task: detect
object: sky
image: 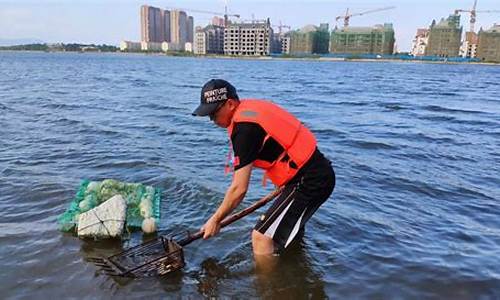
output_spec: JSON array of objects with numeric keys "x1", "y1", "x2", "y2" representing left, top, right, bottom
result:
[{"x1": 0, "y1": 0, "x2": 499, "y2": 51}]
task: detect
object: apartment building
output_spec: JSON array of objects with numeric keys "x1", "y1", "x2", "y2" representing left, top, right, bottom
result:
[
  {"x1": 224, "y1": 19, "x2": 273, "y2": 56},
  {"x1": 477, "y1": 24, "x2": 500, "y2": 62},
  {"x1": 140, "y1": 5, "x2": 194, "y2": 49},
  {"x1": 425, "y1": 14, "x2": 462, "y2": 57},
  {"x1": 410, "y1": 29, "x2": 429, "y2": 56},
  {"x1": 330, "y1": 23, "x2": 395, "y2": 55},
  {"x1": 194, "y1": 25, "x2": 225, "y2": 55}
]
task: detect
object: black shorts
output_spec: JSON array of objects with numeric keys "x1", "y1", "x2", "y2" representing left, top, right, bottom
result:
[{"x1": 254, "y1": 150, "x2": 335, "y2": 251}]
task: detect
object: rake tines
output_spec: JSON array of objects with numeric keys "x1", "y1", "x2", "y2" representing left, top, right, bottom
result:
[
  {"x1": 88, "y1": 236, "x2": 185, "y2": 277},
  {"x1": 87, "y1": 256, "x2": 126, "y2": 276}
]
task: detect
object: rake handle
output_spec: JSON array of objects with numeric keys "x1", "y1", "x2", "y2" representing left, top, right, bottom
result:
[{"x1": 177, "y1": 187, "x2": 283, "y2": 247}]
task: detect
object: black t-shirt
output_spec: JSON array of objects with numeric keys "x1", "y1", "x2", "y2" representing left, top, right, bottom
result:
[
  {"x1": 231, "y1": 122, "x2": 283, "y2": 170},
  {"x1": 230, "y1": 122, "x2": 328, "y2": 183}
]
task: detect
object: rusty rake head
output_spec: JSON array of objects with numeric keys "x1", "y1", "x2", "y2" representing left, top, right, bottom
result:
[{"x1": 88, "y1": 236, "x2": 185, "y2": 277}]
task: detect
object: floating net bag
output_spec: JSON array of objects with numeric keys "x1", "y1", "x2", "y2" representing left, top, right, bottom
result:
[{"x1": 59, "y1": 179, "x2": 161, "y2": 235}]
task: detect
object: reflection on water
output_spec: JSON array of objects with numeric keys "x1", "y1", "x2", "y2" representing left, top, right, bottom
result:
[
  {"x1": 79, "y1": 237, "x2": 124, "y2": 258},
  {"x1": 191, "y1": 236, "x2": 328, "y2": 299},
  {"x1": 157, "y1": 270, "x2": 184, "y2": 293},
  {"x1": 255, "y1": 238, "x2": 328, "y2": 299},
  {"x1": 196, "y1": 257, "x2": 229, "y2": 296}
]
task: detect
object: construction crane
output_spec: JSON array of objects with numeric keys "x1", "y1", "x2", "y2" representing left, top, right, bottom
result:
[
  {"x1": 454, "y1": 0, "x2": 500, "y2": 32},
  {"x1": 335, "y1": 6, "x2": 396, "y2": 28},
  {"x1": 272, "y1": 21, "x2": 291, "y2": 35},
  {"x1": 165, "y1": 5, "x2": 240, "y2": 27}
]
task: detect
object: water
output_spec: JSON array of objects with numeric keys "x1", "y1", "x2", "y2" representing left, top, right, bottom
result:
[{"x1": 0, "y1": 51, "x2": 499, "y2": 299}]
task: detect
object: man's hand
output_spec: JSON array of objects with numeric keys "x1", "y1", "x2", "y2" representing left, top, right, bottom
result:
[
  {"x1": 201, "y1": 215, "x2": 222, "y2": 239},
  {"x1": 201, "y1": 164, "x2": 253, "y2": 240}
]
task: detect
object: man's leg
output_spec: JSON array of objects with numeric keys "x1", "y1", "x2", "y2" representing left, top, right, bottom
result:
[
  {"x1": 252, "y1": 229, "x2": 278, "y2": 272},
  {"x1": 252, "y1": 229, "x2": 274, "y2": 255}
]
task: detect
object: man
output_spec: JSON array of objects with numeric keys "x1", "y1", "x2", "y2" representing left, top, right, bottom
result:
[{"x1": 192, "y1": 79, "x2": 335, "y2": 261}]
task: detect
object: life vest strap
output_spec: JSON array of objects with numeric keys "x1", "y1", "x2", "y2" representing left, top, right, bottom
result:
[
  {"x1": 225, "y1": 139, "x2": 233, "y2": 175},
  {"x1": 261, "y1": 149, "x2": 290, "y2": 187}
]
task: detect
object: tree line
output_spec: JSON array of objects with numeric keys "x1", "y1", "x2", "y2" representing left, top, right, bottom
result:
[{"x1": 0, "y1": 43, "x2": 118, "y2": 52}]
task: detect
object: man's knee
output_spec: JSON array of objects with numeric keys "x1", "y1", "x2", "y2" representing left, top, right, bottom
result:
[{"x1": 252, "y1": 230, "x2": 275, "y2": 255}]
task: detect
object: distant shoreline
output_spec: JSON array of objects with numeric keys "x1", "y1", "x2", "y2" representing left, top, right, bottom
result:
[{"x1": 1, "y1": 49, "x2": 499, "y2": 66}]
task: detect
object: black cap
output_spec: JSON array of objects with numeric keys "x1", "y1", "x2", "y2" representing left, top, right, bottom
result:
[{"x1": 192, "y1": 79, "x2": 239, "y2": 116}]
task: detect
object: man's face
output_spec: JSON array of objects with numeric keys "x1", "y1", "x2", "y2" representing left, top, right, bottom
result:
[{"x1": 210, "y1": 100, "x2": 235, "y2": 128}]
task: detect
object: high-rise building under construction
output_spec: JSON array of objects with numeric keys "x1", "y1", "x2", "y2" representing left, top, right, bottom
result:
[
  {"x1": 460, "y1": 32, "x2": 479, "y2": 58},
  {"x1": 477, "y1": 24, "x2": 500, "y2": 62},
  {"x1": 224, "y1": 19, "x2": 273, "y2": 56},
  {"x1": 288, "y1": 24, "x2": 330, "y2": 55},
  {"x1": 195, "y1": 25, "x2": 225, "y2": 55},
  {"x1": 330, "y1": 23, "x2": 395, "y2": 55},
  {"x1": 424, "y1": 14, "x2": 462, "y2": 57},
  {"x1": 410, "y1": 29, "x2": 429, "y2": 56}
]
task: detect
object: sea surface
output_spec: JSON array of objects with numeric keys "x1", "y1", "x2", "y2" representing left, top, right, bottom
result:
[{"x1": 0, "y1": 51, "x2": 499, "y2": 299}]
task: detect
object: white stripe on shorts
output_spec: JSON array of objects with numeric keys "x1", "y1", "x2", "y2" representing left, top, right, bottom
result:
[
  {"x1": 285, "y1": 210, "x2": 306, "y2": 248},
  {"x1": 264, "y1": 200, "x2": 294, "y2": 238}
]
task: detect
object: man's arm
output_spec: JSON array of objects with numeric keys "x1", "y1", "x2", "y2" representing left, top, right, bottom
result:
[{"x1": 201, "y1": 163, "x2": 253, "y2": 239}]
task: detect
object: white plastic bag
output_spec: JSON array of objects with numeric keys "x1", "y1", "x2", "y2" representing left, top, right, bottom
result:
[{"x1": 77, "y1": 194, "x2": 127, "y2": 239}]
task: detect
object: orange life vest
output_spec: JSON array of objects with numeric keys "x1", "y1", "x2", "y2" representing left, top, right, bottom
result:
[{"x1": 227, "y1": 99, "x2": 317, "y2": 187}]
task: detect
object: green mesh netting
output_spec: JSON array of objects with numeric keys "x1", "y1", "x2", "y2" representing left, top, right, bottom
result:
[{"x1": 58, "y1": 179, "x2": 161, "y2": 233}]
